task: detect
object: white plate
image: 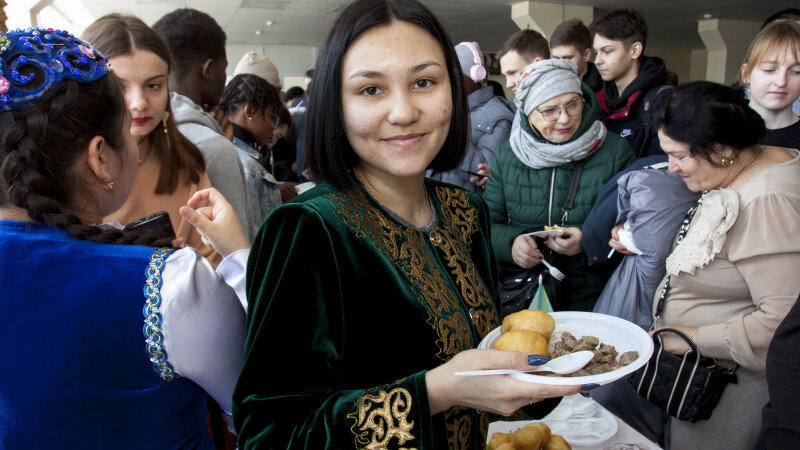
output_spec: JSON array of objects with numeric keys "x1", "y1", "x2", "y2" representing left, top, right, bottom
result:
[
  {"x1": 525, "y1": 229, "x2": 565, "y2": 238},
  {"x1": 478, "y1": 311, "x2": 653, "y2": 386},
  {"x1": 487, "y1": 395, "x2": 619, "y2": 446}
]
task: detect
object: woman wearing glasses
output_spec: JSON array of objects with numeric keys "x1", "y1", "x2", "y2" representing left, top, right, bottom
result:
[{"x1": 484, "y1": 59, "x2": 635, "y2": 312}]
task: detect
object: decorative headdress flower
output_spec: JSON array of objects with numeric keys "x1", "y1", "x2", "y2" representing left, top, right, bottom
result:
[{"x1": 0, "y1": 27, "x2": 109, "y2": 112}]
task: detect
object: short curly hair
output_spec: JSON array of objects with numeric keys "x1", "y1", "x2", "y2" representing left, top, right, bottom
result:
[{"x1": 152, "y1": 8, "x2": 226, "y2": 81}]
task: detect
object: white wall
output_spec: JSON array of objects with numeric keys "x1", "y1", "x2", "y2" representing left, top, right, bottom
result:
[
  {"x1": 226, "y1": 44, "x2": 317, "y2": 90},
  {"x1": 647, "y1": 47, "x2": 693, "y2": 83}
]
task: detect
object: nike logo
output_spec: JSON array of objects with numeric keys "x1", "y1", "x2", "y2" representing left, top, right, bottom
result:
[{"x1": 620, "y1": 129, "x2": 633, "y2": 138}]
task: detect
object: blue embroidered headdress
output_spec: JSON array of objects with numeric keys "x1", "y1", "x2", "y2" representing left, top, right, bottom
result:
[{"x1": 0, "y1": 27, "x2": 109, "y2": 112}]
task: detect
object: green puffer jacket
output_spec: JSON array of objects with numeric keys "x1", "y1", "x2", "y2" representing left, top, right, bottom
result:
[{"x1": 484, "y1": 83, "x2": 636, "y2": 311}]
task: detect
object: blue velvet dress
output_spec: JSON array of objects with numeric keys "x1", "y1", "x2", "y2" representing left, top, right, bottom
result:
[{"x1": 0, "y1": 221, "x2": 213, "y2": 449}]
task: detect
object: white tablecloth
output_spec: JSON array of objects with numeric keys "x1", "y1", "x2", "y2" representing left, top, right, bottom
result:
[{"x1": 488, "y1": 394, "x2": 662, "y2": 450}]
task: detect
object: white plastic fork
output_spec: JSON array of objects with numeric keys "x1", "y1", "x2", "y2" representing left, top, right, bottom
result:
[{"x1": 540, "y1": 258, "x2": 566, "y2": 281}]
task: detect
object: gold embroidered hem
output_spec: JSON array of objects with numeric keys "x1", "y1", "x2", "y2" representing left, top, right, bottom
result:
[{"x1": 349, "y1": 387, "x2": 415, "y2": 449}]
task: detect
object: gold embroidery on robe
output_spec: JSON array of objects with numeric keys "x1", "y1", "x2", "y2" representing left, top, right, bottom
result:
[
  {"x1": 445, "y1": 406, "x2": 473, "y2": 450},
  {"x1": 349, "y1": 388, "x2": 415, "y2": 450},
  {"x1": 332, "y1": 187, "x2": 500, "y2": 450},
  {"x1": 432, "y1": 187, "x2": 500, "y2": 341},
  {"x1": 330, "y1": 190, "x2": 471, "y2": 360}
]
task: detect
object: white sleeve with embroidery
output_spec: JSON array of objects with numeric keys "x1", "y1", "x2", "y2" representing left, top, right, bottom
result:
[{"x1": 159, "y1": 247, "x2": 249, "y2": 414}]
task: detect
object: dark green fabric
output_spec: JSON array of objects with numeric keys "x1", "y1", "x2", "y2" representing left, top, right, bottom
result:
[
  {"x1": 484, "y1": 83, "x2": 636, "y2": 311},
  {"x1": 234, "y1": 179, "x2": 507, "y2": 449}
]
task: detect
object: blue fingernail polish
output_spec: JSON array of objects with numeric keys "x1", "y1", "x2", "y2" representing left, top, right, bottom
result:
[
  {"x1": 580, "y1": 383, "x2": 600, "y2": 391},
  {"x1": 528, "y1": 355, "x2": 550, "y2": 366}
]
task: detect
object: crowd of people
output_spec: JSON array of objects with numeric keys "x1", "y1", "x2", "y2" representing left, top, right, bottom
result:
[{"x1": 1, "y1": 0, "x2": 799, "y2": 449}]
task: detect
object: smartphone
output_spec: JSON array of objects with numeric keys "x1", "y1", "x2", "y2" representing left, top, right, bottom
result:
[
  {"x1": 460, "y1": 170, "x2": 485, "y2": 178},
  {"x1": 122, "y1": 211, "x2": 176, "y2": 240}
]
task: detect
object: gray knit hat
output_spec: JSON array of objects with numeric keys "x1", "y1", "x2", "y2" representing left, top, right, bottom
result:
[
  {"x1": 514, "y1": 59, "x2": 582, "y2": 116},
  {"x1": 234, "y1": 51, "x2": 282, "y2": 88},
  {"x1": 454, "y1": 41, "x2": 486, "y2": 82}
]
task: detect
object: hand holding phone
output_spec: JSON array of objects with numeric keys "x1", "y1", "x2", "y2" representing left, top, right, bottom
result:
[{"x1": 122, "y1": 211, "x2": 176, "y2": 240}]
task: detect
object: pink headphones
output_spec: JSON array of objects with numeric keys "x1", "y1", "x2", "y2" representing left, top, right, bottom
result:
[{"x1": 461, "y1": 41, "x2": 487, "y2": 83}]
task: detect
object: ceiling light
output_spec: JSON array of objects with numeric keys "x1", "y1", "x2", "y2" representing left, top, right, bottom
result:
[
  {"x1": 265, "y1": 20, "x2": 275, "y2": 26},
  {"x1": 703, "y1": 14, "x2": 712, "y2": 19},
  {"x1": 255, "y1": 30, "x2": 263, "y2": 36}
]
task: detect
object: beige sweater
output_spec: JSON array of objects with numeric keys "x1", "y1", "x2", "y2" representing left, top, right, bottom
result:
[{"x1": 657, "y1": 149, "x2": 800, "y2": 380}]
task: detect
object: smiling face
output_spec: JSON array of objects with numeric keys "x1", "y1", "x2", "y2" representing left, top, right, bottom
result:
[
  {"x1": 659, "y1": 129, "x2": 733, "y2": 192},
  {"x1": 744, "y1": 48, "x2": 800, "y2": 115},
  {"x1": 109, "y1": 49, "x2": 170, "y2": 143},
  {"x1": 341, "y1": 20, "x2": 452, "y2": 182},
  {"x1": 527, "y1": 92, "x2": 584, "y2": 143}
]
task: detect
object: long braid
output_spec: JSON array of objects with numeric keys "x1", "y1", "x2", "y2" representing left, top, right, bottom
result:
[{"x1": 1, "y1": 76, "x2": 174, "y2": 248}]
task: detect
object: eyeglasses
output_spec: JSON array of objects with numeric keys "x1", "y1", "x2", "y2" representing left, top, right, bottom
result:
[
  {"x1": 272, "y1": 111, "x2": 280, "y2": 128},
  {"x1": 534, "y1": 99, "x2": 585, "y2": 122}
]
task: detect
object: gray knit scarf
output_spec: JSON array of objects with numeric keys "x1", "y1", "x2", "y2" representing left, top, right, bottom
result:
[{"x1": 508, "y1": 111, "x2": 608, "y2": 169}]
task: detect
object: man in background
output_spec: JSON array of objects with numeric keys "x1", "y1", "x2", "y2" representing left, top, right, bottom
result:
[
  {"x1": 591, "y1": 9, "x2": 669, "y2": 158},
  {"x1": 154, "y1": 8, "x2": 254, "y2": 239},
  {"x1": 497, "y1": 29, "x2": 550, "y2": 96},
  {"x1": 550, "y1": 19, "x2": 602, "y2": 93}
]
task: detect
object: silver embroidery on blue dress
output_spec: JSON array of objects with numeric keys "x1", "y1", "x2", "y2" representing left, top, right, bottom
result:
[{"x1": 143, "y1": 247, "x2": 177, "y2": 381}]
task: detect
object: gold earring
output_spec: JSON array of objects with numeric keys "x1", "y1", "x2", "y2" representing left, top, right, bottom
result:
[
  {"x1": 721, "y1": 156, "x2": 733, "y2": 167},
  {"x1": 162, "y1": 111, "x2": 171, "y2": 150},
  {"x1": 104, "y1": 181, "x2": 115, "y2": 190}
]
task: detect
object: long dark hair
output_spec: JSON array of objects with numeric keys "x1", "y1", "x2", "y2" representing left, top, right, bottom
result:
[
  {"x1": 305, "y1": 0, "x2": 469, "y2": 189},
  {"x1": 653, "y1": 81, "x2": 766, "y2": 166},
  {"x1": 82, "y1": 13, "x2": 206, "y2": 195},
  {"x1": 0, "y1": 74, "x2": 173, "y2": 247}
]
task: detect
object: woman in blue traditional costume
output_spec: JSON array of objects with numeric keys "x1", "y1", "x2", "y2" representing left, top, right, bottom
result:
[
  {"x1": 233, "y1": 0, "x2": 580, "y2": 448},
  {"x1": 0, "y1": 28, "x2": 249, "y2": 448}
]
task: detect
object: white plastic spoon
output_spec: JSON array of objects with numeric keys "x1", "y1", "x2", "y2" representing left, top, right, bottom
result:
[{"x1": 454, "y1": 351, "x2": 595, "y2": 376}]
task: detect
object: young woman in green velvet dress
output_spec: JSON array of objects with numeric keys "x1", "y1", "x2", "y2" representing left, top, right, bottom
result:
[{"x1": 232, "y1": 0, "x2": 580, "y2": 448}]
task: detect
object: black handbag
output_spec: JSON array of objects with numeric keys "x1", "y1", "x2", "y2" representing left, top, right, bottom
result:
[
  {"x1": 628, "y1": 200, "x2": 738, "y2": 423},
  {"x1": 498, "y1": 263, "x2": 540, "y2": 316},
  {"x1": 498, "y1": 160, "x2": 585, "y2": 315},
  {"x1": 628, "y1": 328, "x2": 738, "y2": 422}
]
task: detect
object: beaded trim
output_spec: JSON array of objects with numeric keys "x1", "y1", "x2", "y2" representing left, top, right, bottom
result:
[{"x1": 143, "y1": 248, "x2": 177, "y2": 381}]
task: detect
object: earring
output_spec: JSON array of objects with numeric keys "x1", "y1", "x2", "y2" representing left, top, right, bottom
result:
[
  {"x1": 104, "y1": 181, "x2": 115, "y2": 190},
  {"x1": 721, "y1": 156, "x2": 734, "y2": 167},
  {"x1": 247, "y1": 116, "x2": 253, "y2": 121},
  {"x1": 162, "y1": 111, "x2": 171, "y2": 150}
]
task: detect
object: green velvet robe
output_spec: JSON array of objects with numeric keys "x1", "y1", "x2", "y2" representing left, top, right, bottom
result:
[{"x1": 234, "y1": 179, "x2": 504, "y2": 449}]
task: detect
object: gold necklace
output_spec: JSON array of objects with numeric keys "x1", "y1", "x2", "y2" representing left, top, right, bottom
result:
[
  {"x1": 354, "y1": 168, "x2": 434, "y2": 227},
  {"x1": 724, "y1": 150, "x2": 760, "y2": 189}
]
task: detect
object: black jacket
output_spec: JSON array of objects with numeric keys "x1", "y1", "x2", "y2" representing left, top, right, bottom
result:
[
  {"x1": 762, "y1": 291, "x2": 800, "y2": 448},
  {"x1": 597, "y1": 56, "x2": 669, "y2": 157},
  {"x1": 582, "y1": 62, "x2": 603, "y2": 94}
]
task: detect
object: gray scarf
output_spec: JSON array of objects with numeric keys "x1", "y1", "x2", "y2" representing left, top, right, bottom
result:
[{"x1": 509, "y1": 111, "x2": 607, "y2": 169}]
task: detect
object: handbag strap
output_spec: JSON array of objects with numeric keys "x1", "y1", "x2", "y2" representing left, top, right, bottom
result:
[
  {"x1": 652, "y1": 196, "x2": 703, "y2": 327},
  {"x1": 652, "y1": 327, "x2": 701, "y2": 361},
  {"x1": 560, "y1": 159, "x2": 585, "y2": 225}
]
